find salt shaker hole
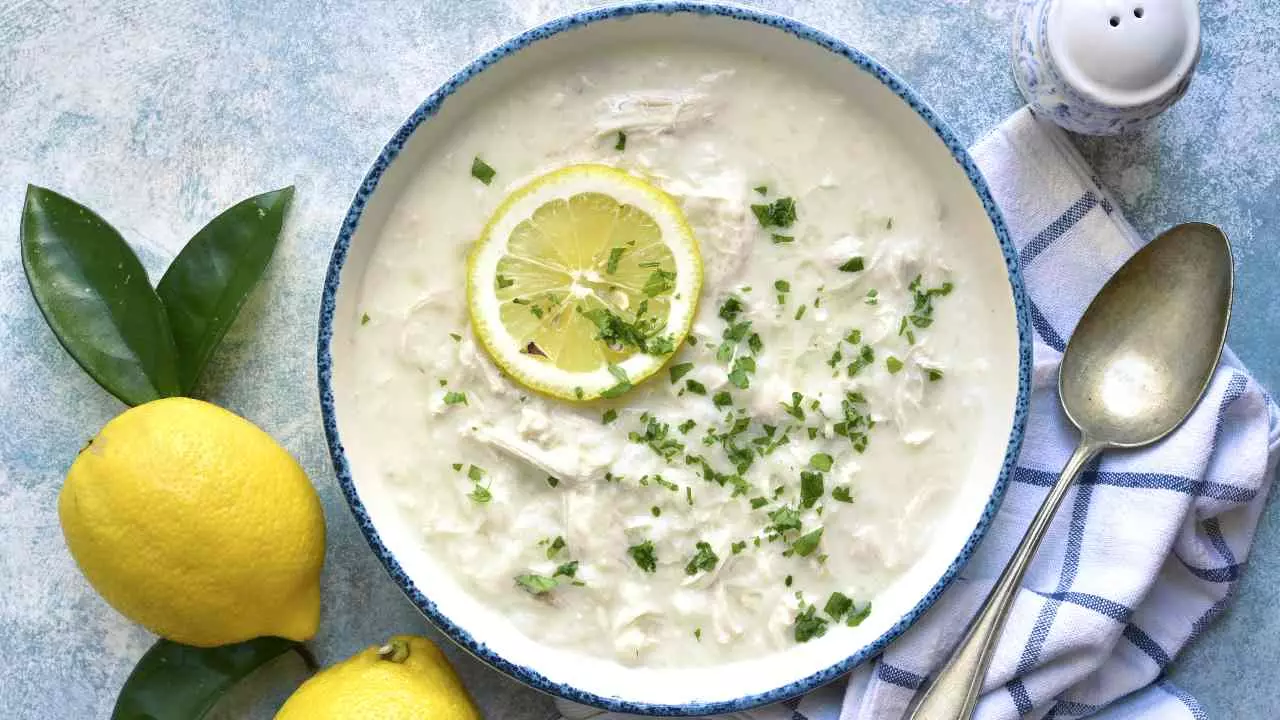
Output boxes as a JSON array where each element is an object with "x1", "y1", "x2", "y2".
[
  {"x1": 1109, "y1": 15, "x2": 1120, "y2": 27},
  {"x1": 1134, "y1": 7, "x2": 1145, "y2": 18}
]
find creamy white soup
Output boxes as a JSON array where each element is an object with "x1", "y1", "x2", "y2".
[{"x1": 347, "y1": 44, "x2": 1000, "y2": 666}]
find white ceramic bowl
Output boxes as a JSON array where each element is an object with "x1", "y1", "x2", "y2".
[{"x1": 318, "y1": 4, "x2": 1032, "y2": 714}]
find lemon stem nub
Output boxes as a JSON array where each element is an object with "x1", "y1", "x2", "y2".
[{"x1": 378, "y1": 639, "x2": 411, "y2": 663}]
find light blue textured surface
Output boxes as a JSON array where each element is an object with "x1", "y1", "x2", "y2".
[{"x1": 0, "y1": 1, "x2": 1275, "y2": 718}]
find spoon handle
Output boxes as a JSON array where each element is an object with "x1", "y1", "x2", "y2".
[{"x1": 906, "y1": 438, "x2": 1103, "y2": 720}]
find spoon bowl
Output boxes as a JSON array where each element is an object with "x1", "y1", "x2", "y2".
[{"x1": 1061, "y1": 222, "x2": 1234, "y2": 446}]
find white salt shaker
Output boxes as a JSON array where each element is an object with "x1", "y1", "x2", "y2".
[{"x1": 1013, "y1": 0, "x2": 1201, "y2": 134}]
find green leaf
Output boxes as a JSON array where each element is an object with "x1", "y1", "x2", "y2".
[
  {"x1": 112, "y1": 636, "x2": 309, "y2": 720},
  {"x1": 156, "y1": 187, "x2": 293, "y2": 393},
  {"x1": 21, "y1": 185, "x2": 181, "y2": 406}
]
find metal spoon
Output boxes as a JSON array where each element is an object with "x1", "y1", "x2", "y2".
[{"x1": 907, "y1": 222, "x2": 1234, "y2": 720}]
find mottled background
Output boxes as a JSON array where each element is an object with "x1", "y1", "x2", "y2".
[{"x1": 1, "y1": 1, "x2": 1277, "y2": 718}]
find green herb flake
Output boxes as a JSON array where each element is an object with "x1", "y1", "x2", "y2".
[
  {"x1": 800, "y1": 471, "x2": 825, "y2": 508},
  {"x1": 810, "y1": 453, "x2": 834, "y2": 472},
  {"x1": 752, "y1": 197, "x2": 798, "y2": 229},
  {"x1": 467, "y1": 465, "x2": 485, "y2": 483},
  {"x1": 514, "y1": 573, "x2": 557, "y2": 595},
  {"x1": 750, "y1": 496, "x2": 769, "y2": 510},
  {"x1": 774, "y1": 279, "x2": 791, "y2": 293},
  {"x1": 628, "y1": 540, "x2": 658, "y2": 573},
  {"x1": 794, "y1": 603, "x2": 830, "y2": 642},
  {"x1": 768, "y1": 505, "x2": 802, "y2": 534},
  {"x1": 832, "y1": 486, "x2": 853, "y2": 503},
  {"x1": 771, "y1": 233, "x2": 795, "y2": 245},
  {"x1": 468, "y1": 485, "x2": 492, "y2": 504},
  {"x1": 546, "y1": 476, "x2": 560, "y2": 488},
  {"x1": 824, "y1": 591, "x2": 854, "y2": 621},
  {"x1": 864, "y1": 289, "x2": 879, "y2": 305},
  {"x1": 794, "y1": 304, "x2": 808, "y2": 321},
  {"x1": 546, "y1": 536, "x2": 566, "y2": 559},
  {"x1": 449, "y1": 332, "x2": 462, "y2": 342},
  {"x1": 443, "y1": 391, "x2": 468, "y2": 406},
  {"x1": 602, "y1": 409, "x2": 618, "y2": 424},
  {"x1": 574, "y1": 386, "x2": 584, "y2": 400},
  {"x1": 471, "y1": 156, "x2": 497, "y2": 185},
  {"x1": 605, "y1": 246, "x2": 627, "y2": 274},
  {"x1": 553, "y1": 561, "x2": 579, "y2": 578},
  {"x1": 643, "y1": 268, "x2": 677, "y2": 297},
  {"x1": 847, "y1": 601, "x2": 872, "y2": 626},
  {"x1": 713, "y1": 391, "x2": 733, "y2": 409},
  {"x1": 651, "y1": 506, "x2": 661, "y2": 517},
  {"x1": 781, "y1": 391, "x2": 805, "y2": 421},
  {"x1": 615, "y1": 131, "x2": 627, "y2": 151},
  {"x1": 451, "y1": 463, "x2": 463, "y2": 472},
  {"x1": 886, "y1": 356, "x2": 904, "y2": 374},
  {"x1": 747, "y1": 333, "x2": 763, "y2": 355},
  {"x1": 686, "y1": 379, "x2": 708, "y2": 395},
  {"x1": 678, "y1": 419, "x2": 696, "y2": 434},
  {"x1": 731, "y1": 540, "x2": 747, "y2": 554},
  {"x1": 600, "y1": 364, "x2": 633, "y2": 399},
  {"x1": 754, "y1": 184, "x2": 768, "y2": 195},
  {"x1": 694, "y1": 627, "x2": 703, "y2": 641},
  {"x1": 838, "y1": 256, "x2": 865, "y2": 273},
  {"x1": 669, "y1": 362, "x2": 695, "y2": 384},
  {"x1": 792, "y1": 527, "x2": 824, "y2": 557},
  {"x1": 926, "y1": 367, "x2": 945, "y2": 382},
  {"x1": 684, "y1": 541, "x2": 720, "y2": 576},
  {"x1": 360, "y1": 313, "x2": 370, "y2": 326}
]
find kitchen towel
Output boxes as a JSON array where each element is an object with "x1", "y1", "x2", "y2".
[{"x1": 557, "y1": 108, "x2": 1280, "y2": 720}]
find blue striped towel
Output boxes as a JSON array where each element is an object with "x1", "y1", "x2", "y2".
[{"x1": 558, "y1": 108, "x2": 1280, "y2": 719}]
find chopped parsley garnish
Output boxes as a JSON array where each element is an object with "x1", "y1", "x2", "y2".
[
  {"x1": 824, "y1": 591, "x2": 853, "y2": 621},
  {"x1": 838, "y1": 256, "x2": 865, "y2": 273},
  {"x1": 847, "y1": 601, "x2": 873, "y2": 626},
  {"x1": 754, "y1": 184, "x2": 768, "y2": 195},
  {"x1": 443, "y1": 391, "x2": 468, "y2": 406},
  {"x1": 771, "y1": 234, "x2": 795, "y2": 244},
  {"x1": 628, "y1": 540, "x2": 658, "y2": 573},
  {"x1": 467, "y1": 465, "x2": 485, "y2": 483},
  {"x1": 601, "y1": 364, "x2": 633, "y2": 399},
  {"x1": 731, "y1": 540, "x2": 747, "y2": 554},
  {"x1": 678, "y1": 419, "x2": 696, "y2": 434},
  {"x1": 495, "y1": 274, "x2": 514, "y2": 289},
  {"x1": 582, "y1": 306, "x2": 667, "y2": 355},
  {"x1": 886, "y1": 356, "x2": 904, "y2": 374},
  {"x1": 926, "y1": 367, "x2": 945, "y2": 382},
  {"x1": 728, "y1": 356, "x2": 755, "y2": 389},
  {"x1": 713, "y1": 391, "x2": 733, "y2": 409},
  {"x1": 800, "y1": 471, "x2": 825, "y2": 509},
  {"x1": 864, "y1": 289, "x2": 879, "y2": 305},
  {"x1": 514, "y1": 574, "x2": 557, "y2": 595},
  {"x1": 794, "y1": 603, "x2": 829, "y2": 642},
  {"x1": 901, "y1": 274, "x2": 955, "y2": 339},
  {"x1": 451, "y1": 463, "x2": 463, "y2": 472},
  {"x1": 792, "y1": 527, "x2": 824, "y2": 557},
  {"x1": 546, "y1": 536, "x2": 566, "y2": 559},
  {"x1": 605, "y1": 246, "x2": 626, "y2": 274},
  {"x1": 781, "y1": 391, "x2": 805, "y2": 421},
  {"x1": 630, "y1": 416, "x2": 685, "y2": 461},
  {"x1": 471, "y1": 156, "x2": 497, "y2": 185},
  {"x1": 643, "y1": 268, "x2": 677, "y2": 297},
  {"x1": 553, "y1": 561, "x2": 579, "y2": 578},
  {"x1": 651, "y1": 506, "x2": 661, "y2": 517},
  {"x1": 652, "y1": 475, "x2": 678, "y2": 491},
  {"x1": 669, "y1": 362, "x2": 695, "y2": 384},
  {"x1": 686, "y1": 379, "x2": 708, "y2": 395},
  {"x1": 767, "y1": 505, "x2": 802, "y2": 535},
  {"x1": 719, "y1": 296, "x2": 744, "y2": 322},
  {"x1": 602, "y1": 409, "x2": 618, "y2": 424},
  {"x1": 785, "y1": 575, "x2": 793, "y2": 587},
  {"x1": 774, "y1": 279, "x2": 791, "y2": 293},
  {"x1": 844, "y1": 329, "x2": 862, "y2": 345},
  {"x1": 684, "y1": 541, "x2": 720, "y2": 575},
  {"x1": 450, "y1": 332, "x2": 462, "y2": 342},
  {"x1": 748, "y1": 333, "x2": 763, "y2": 354},
  {"x1": 832, "y1": 486, "x2": 853, "y2": 503},
  {"x1": 832, "y1": 391, "x2": 873, "y2": 453},
  {"x1": 615, "y1": 131, "x2": 627, "y2": 151},
  {"x1": 751, "y1": 197, "x2": 798, "y2": 228},
  {"x1": 750, "y1": 496, "x2": 769, "y2": 509},
  {"x1": 574, "y1": 387, "x2": 584, "y2": 399},
  {"x1": 794, "y1": 304, "x2": 807, "y2": 321},
  {"x1": 810, "y1": 453, "x2": 834, "y2": 472},
  {"x1": 468, "y1": 484, "x2": 492, "y2": 504},
  {"x1": 546, "y1": 476, "x2": 560, "y2": 488},
  {"x1": 360, "y1": 313, "x2": 370, "y2": 325}
]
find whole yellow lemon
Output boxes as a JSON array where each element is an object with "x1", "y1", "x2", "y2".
[
  {"x1": 275, "y1": 635, "x2": 480, "y2": 719},
  {"x1": 58, "y1": 396, "x2": 325, "y2": 647}
]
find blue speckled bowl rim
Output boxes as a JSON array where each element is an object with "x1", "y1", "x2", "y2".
[{"x1": 317, "y1": 2, "x2": 1033, "y2": 714}]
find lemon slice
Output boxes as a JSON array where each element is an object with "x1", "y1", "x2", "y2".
[{"x1": 467, "y1": 164, "x2": 702, "y2": 401}]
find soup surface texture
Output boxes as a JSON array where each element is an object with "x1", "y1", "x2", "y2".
[{"x1": 347, "y1": 44, "x2": 1001, "y2": 666}]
